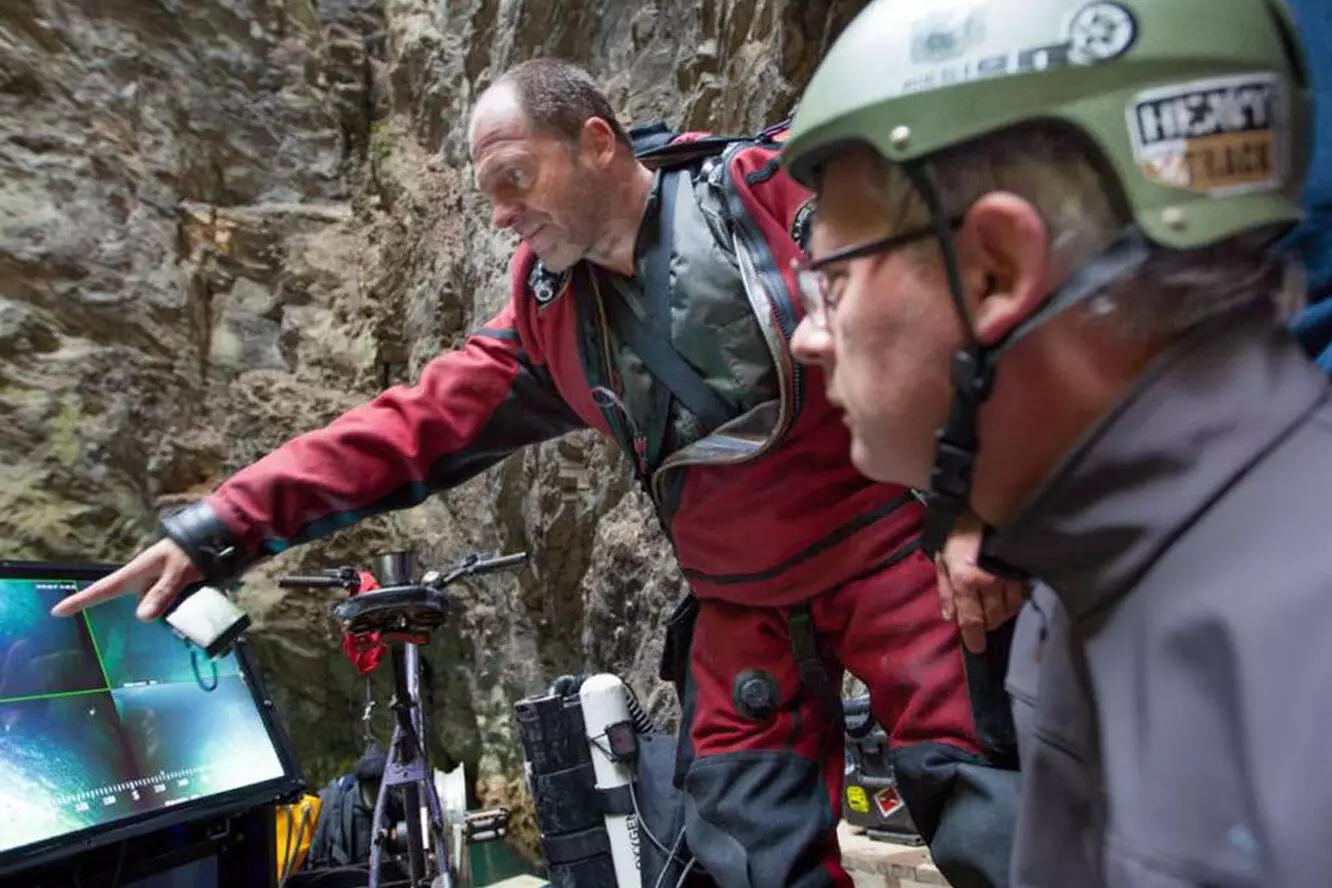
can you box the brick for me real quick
[839,821,954,888]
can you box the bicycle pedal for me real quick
[462,807,510,844]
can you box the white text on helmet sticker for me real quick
[901,0,1136,95]
[1127,74,1286,197]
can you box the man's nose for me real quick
[491,201,521,231]
[790,316,834,368]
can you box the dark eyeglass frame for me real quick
[791,216,965,330]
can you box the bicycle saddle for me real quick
[332,584,449,638]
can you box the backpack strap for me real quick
[627,118,678,155]
[637,136,740,170]
[629,116,788,171]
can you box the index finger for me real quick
[49,561,154,617]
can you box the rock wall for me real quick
[0,0,869,824]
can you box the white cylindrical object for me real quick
[579,673,641,888]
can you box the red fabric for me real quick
[208,306,531,559]
[689,549,979,759]
[341,570,386,675]
[688,550,980,885]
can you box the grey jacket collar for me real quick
[981,306,1330,623]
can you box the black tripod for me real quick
[279,549,527,888]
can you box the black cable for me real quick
[69,839,127,888]
[623,683,659,735]
[277,810,296,886]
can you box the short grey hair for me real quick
[866,121,1303,341]
[492,58,632,149]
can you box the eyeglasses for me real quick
[791,218,963,331]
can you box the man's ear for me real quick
[580,117,621,168]
[955,193,1051,348]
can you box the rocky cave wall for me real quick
[1,0,870,823]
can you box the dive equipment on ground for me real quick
[842,696,922,846]
[278,548,528,888]
[516,677,625,888]
[517,672,697,888]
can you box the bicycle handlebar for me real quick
[277,552,527,593]
[431,551,528,587]
[277,575,352,589]
[462,551,528,573]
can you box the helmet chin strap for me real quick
[899,162,1155,560]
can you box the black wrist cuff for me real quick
[160,500,248,586]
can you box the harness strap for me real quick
[786,604,844,728]
[602,170,737,461]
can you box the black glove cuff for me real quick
[159,500,248,586]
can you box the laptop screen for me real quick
[0,562,302,873]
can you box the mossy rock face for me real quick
[0,0,870,840]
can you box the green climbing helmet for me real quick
[782,0,1313,250]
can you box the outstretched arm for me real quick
[53,300,583,619]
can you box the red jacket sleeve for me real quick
[160,298,584,582]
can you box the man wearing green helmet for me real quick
[783,0,1331,885]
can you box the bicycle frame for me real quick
[278,549,527,888]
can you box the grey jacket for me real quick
[982,306,1332,887]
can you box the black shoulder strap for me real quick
[629,116,789,171]
[787,604,845,728]
[602,170,736,445]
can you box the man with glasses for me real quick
[784,0,1332,884]
[52,58,1022,887]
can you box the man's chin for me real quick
[849,436,924,488]
[848,437,886,483]
[531,242,581,273]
